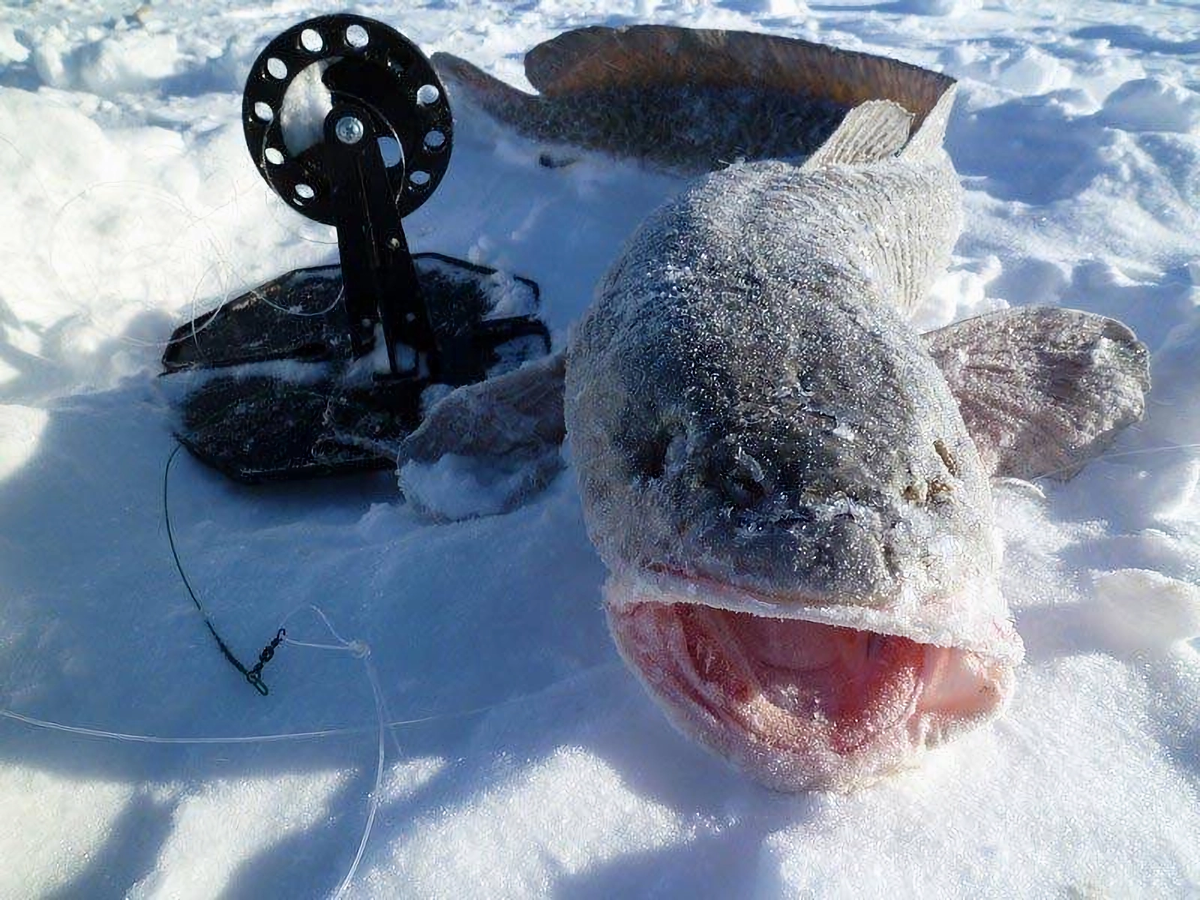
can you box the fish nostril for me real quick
[635,427,680,481]
[711,454,772,508]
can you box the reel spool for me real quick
[161,14,551,482]
[241,15,453,227]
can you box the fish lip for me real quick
[605,564,1024,666]
[605,567,1022,791]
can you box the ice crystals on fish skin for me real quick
[397,24,1150,792]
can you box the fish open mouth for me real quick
[606,574,1014,792]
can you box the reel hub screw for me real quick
[335,115,365,145]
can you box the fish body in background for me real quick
[417,27,1151,790]
[432,25,953,174]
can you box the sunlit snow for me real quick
[0,0,1197,897]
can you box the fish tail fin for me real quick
[431,52,538,121]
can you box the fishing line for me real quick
[0,631,615,892]
[40,155,345,359]
[195,145,346,322]
[13,416,602,889]
[277,602,410,759]
[269,604,386,900]
[45,178,242,352]
[0,645,385,898]
[0,708,355,744]
[11,460,618,738]
[164,443,286,695]
[1031,442,1200,482]
[0,679,584,745]
[0,132,57,259]
[164,446,387,895]
[1,622,382,898]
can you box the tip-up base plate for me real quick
[161,254,551,482]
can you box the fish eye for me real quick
[642,436,669,480]
[722,470,768,506]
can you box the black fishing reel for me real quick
[242,16,453,227]
[161,14,551,482]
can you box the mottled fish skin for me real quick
[432,25,954,174]
[438,75,848,173]
[566,143,1009,638]
[407,27,1148,791]
[562,63,1025,789]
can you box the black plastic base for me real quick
[161,255,550,482]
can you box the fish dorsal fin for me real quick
[801,100,913,169]
[901,83,957,159]
[523,25,955,125]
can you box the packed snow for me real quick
[0,0,1197,897]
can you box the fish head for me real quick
[566,255,1023,792]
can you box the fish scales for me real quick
[568,154,994,622]
[402,26,1151,791]
[484,85,848,173]
[433,24,955,174]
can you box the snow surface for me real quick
[0,0,1198,897]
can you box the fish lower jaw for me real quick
[605,576,1015,793]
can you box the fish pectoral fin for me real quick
[398,351,567,466]
[923,308,1150,480]
[800,99,913,169]
[394,352,566,519]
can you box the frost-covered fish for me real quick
[405,27,1150,791]
[432,25,952,173]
